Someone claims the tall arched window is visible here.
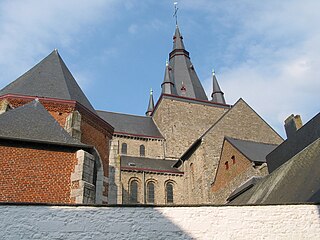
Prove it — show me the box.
[147,182,155,204]
[166,182,174,204]
[140,144,145,157]
[121,143,127,155]
[130,180,138,203]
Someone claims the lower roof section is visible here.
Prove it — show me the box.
[120,156,183,175]
[97,110,163,139]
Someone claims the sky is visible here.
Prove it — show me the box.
[0,0,319,137]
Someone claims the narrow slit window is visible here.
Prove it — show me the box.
[140,145,145,157]
[121,143,127,155]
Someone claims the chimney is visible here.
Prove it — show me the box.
[284,114,302,138]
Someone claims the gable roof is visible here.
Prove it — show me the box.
[0,50,95,113]
[175,98,282,167]
[121,156,182,174]
[97,110,163,138]
[0,100,88,148]
[225,137,278,163]
[229,138,320,204]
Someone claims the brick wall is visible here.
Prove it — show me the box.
[1,204,320,239]
[0,142,78,203]
[211,140,268,203]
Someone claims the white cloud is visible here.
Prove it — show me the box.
[0,0,117,85]
[191,0,320,136]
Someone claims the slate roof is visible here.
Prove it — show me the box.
[121,156,182,174]
[167,26,208,101]
[229,138,320,204]
[226,137,278,163]
[0,100,88,148]
[0,50,95,113]
[227,177,262,202]
[267,112,320,173]
[97,110,163,138]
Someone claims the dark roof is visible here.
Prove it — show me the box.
[229,138,320,205]
[267,112,320,173]
[227,177,262,202]
[145,89,155,115]
[97,110,163,138]
[121,156,182,174]
[0,100,88,148]
[226,137,278,163]
[167,26,208,101]
[0,50,95,113]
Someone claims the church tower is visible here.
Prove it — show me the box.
[163,25,208,100]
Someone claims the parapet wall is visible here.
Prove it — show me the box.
[1,203,320,239]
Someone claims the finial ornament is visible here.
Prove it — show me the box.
[173,2,179,26]
[212,69,215,75]
[166,60,169,66]
[150,88,153,95]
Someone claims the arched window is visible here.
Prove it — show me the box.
[130,180,138,203]
[121,143,127,155]
[166,182,174,204]
[140,144,145,157]
[147,182,155,204]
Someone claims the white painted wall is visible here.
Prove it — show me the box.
[1,204,320,239]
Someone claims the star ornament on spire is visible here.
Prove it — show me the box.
[173,2,179,26]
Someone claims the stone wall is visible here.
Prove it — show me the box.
[1,204,320,239]
[153,96,229,159]
[183,99,283,204]
[121,170,184,204]
[114,136,165,159]
[0,142,78,203]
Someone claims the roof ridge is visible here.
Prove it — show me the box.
[225,136,279,146]
[97,110,150,119]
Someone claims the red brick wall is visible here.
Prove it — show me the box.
[211,140,252,192]
[80,116,111,197]
[0,142,78,204]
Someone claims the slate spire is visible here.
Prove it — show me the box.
[165,25,208,100]
[161,60,176,95]
[145,89,154,116]
[0,49,96,113]
[211,70,226,104]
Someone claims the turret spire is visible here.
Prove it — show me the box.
[161,60,176,95]
[211,70,226,104]
[145,88,155,116]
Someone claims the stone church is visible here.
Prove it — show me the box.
[0,24,283,205]
[102,25,283,205]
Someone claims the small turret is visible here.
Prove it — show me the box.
[211,70,226,104]
[145,89,155,116]
[161,60,176,95]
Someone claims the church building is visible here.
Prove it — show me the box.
[0,23,283,205]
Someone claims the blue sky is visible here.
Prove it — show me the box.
[0,0,319,137]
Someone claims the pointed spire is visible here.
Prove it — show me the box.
[166,25,208,100]
[211,70,226,104]
[161,60,176,95]
[173,25,185,50]
[145,89,154,116]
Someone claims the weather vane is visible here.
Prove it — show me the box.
[173,2,179,26]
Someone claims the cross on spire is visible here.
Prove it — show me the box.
[173,2,179,26]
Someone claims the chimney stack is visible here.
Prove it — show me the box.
[284,114,302,138]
